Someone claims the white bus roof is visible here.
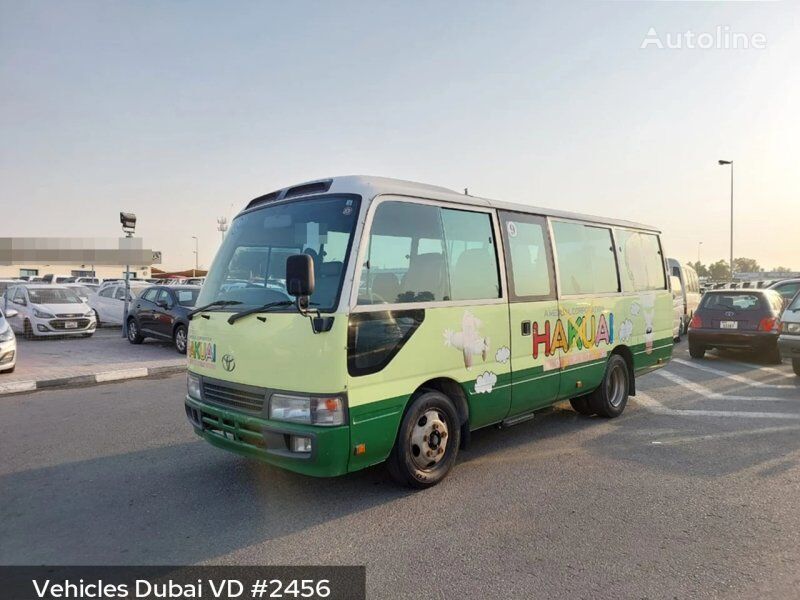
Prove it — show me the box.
[242,175,661,233]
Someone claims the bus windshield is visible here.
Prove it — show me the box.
[197,195,360,312]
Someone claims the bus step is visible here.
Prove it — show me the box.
[499,411,536,428]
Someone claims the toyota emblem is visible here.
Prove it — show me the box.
[222,354,236,372]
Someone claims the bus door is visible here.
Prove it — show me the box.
[498,211,560,416]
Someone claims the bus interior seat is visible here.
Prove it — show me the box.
[451,248,497,299]
[400,252,447,301]
[371,273,401,303]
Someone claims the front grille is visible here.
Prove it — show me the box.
[49,318,90,330]
[201,378,267,413]
[56,313,84,318]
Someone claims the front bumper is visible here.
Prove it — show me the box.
[0,338,16,371]
[778,334,800,360]
[688,329,778,351]
[30,316,96,336]
[185,395,351,477]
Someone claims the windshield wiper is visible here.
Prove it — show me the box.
[188,300,242,320]
[227,300,295,324]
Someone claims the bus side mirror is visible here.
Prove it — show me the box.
[286,254,315,299]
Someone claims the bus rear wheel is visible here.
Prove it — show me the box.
[387,390,461,489]
[588,354,630,418]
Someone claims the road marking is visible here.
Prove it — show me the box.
[672,358,797,389]
[636,392,800,420]
[0,380,37,395]
[95,367,149,382]
[646,425,800,445]
[655,370,796,402]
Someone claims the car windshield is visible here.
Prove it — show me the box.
[175,289,200,307]
[29,288,82,304]
[71,286,92,297]
[701,293,761,311]
[197,195,360,311]
[788,291,800,311]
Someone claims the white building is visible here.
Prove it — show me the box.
[0,237,161,280]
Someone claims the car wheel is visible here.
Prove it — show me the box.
[23,319,34,340]
[793,358,800,377]
[174,325,188,354]
[588,354,630,418]
[93,309,101,327]
[689,342,705,359]
[569,395,595,416]
[387,389,461,489]
[127,318,144,344]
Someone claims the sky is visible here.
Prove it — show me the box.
[1,1,798,271]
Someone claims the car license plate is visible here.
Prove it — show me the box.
[64,321,78,329]
[719,320,738,329]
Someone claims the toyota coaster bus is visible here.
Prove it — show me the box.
[185,176,673,488]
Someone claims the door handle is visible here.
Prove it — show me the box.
[521,320,532,336]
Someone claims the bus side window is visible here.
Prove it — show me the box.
[615,229,667,291]
[551,221,618,295]
[357,201,500,305]
[498,212,555,300]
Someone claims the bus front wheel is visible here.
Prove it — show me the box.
[387,390,461,489]
[588,354,630,418]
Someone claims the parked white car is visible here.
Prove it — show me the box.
[667,259,702,333]
[89,282,151,326]
[670,275,684,342]
[62,283,95,303]
[0,305,18,373]
[4,284,96,338]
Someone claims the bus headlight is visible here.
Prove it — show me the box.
[187,372,202,400]
[269,394,345,426]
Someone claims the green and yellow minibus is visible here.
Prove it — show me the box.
[185,176,672,487]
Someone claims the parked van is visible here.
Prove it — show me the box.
[669,275,684,341]
[667,259,701,333]
[184,176,673,487]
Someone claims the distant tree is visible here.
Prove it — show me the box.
[687,261,709,278]
[733,257,762,274]
[771,266,794,273]
[708,260,731,280]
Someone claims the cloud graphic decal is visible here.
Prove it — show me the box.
[474,371,498,394]
[618,319,634,342]
[629,302,641,316]
[495,346,511,364]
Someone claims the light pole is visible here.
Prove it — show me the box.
[697,241,703,263]
[718,160,733,283]
[192,236,199,277]
[120,212,136,339]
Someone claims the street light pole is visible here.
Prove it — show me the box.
[119,212,137,339]
[718,160,734,283]
[697,241,703,263]
[192,236,198,277]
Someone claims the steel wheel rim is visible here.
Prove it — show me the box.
[128,322,137,340]
[409,409,449,471]
[176,329,186,351]
[607,363,626,407]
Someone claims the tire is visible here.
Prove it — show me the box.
[23,319,34,340]
[126,318,144,344]
[683,314,691,335]
[588,354,630,418]
[689,342,705,359]
[387,390,461,489]
[174,325,188,354]
[793,358,800,377]
[569,396,595,416]
[93,309,101,328]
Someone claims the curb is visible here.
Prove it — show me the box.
[0,364,186,397]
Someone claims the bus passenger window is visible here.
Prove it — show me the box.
[552,221,618,295]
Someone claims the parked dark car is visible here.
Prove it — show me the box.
[126,285,200,353]
[688,289,785,362]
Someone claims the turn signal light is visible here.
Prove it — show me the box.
[689,314,702,329]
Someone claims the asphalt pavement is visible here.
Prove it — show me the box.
[1,342,798,599]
